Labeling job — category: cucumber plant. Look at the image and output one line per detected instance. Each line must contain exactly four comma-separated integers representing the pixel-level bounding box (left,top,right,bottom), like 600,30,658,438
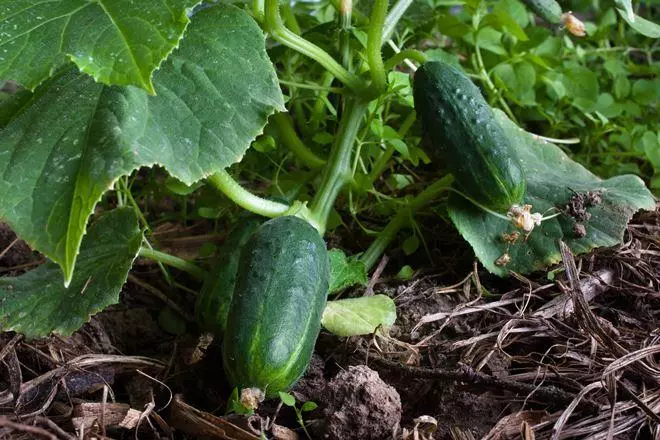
0,0,656,399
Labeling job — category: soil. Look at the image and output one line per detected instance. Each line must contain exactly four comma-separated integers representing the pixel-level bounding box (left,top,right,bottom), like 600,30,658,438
0,209,658,439
318,365,401,440
0,223,38,269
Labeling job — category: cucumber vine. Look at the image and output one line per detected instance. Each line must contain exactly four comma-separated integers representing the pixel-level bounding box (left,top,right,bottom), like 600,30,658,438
190,0,437,262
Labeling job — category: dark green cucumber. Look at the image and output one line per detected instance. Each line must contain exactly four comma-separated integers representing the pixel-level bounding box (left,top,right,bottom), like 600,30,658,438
222,216,330,396
522,0,563,24
195,218,261,335
413,61,526,211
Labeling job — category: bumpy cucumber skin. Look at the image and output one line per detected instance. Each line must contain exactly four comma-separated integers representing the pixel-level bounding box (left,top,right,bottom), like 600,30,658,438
222,216,330,397
413,61,526,211
195,218,261,335
522,0,563,24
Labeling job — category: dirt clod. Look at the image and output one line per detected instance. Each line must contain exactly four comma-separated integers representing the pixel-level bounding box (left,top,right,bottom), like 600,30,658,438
584,190,603,206
565,190,603,223
573,223,587,238
320,365,401,440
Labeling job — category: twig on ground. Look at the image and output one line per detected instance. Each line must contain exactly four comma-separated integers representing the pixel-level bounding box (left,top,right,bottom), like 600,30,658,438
368,355,600,412
35,416,77,440
0,417,57,439
365,255,389,296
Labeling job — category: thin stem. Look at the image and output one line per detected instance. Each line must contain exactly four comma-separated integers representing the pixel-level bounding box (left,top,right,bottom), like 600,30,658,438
447,187,510,221
368,111,416,184
116,179,175,285
207,170,291,218
141,238,174,286
118,179,150,233
273,113,326,169
397,110,416,137
473,45,517,122
339,0,352,70
252,0,265,23
264,0,365,92
383,49,427,70
367,0,389,93
280,2,301,35
278,79,343,93
293,98,308,138
360,175,454,271
386,40,418,72
382,0,413,44
309,72,336,133
138,247,206,280
310,99,368,232
368,144,395,184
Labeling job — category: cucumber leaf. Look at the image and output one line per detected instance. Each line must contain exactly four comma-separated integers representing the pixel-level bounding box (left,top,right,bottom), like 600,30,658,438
0,5,284,285
0,208,141,339
448,110,655,276
321,295,396,337
329,249,368,294
0,0,201,93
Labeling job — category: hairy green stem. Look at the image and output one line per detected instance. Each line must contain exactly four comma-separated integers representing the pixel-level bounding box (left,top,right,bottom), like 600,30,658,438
360,175,454,271
273,113,326,169
383,50,428,70
208,170,322,231
367,0,389,93
382,0,414,43
280,2,301,35
264,0,364,92
208,170,290,217
138,247,206,280
310,99,368,232
293,98,308,138
252,0,265,23
339,0,353,70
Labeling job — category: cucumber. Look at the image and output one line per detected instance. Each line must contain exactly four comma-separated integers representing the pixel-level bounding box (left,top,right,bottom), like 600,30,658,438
413,61,526,211
522,0,563,24
222,216,330,396
195,218,261,335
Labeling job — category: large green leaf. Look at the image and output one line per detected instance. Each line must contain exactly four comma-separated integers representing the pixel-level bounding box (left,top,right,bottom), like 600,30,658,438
0,208,141,339
448,110,655,276
321,295,396,337
0,4,285,285
0,0,201,93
